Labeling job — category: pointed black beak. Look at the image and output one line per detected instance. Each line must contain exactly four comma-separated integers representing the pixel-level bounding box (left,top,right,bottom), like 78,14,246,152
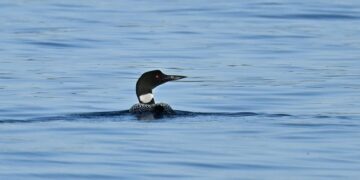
163,74,186,82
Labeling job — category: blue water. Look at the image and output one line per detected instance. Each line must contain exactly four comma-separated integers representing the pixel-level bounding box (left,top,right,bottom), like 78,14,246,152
1,0,360,179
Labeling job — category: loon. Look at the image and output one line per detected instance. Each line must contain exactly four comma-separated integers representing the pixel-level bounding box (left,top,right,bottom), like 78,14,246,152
129,70,186,119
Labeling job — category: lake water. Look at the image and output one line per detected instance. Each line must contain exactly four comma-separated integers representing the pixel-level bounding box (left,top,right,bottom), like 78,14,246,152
1,0,360,179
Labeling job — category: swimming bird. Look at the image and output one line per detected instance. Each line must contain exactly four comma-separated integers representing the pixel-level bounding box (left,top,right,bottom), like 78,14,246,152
129,70,186,119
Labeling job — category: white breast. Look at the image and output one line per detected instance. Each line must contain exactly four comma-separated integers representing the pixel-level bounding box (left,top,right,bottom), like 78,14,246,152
139,93,154,103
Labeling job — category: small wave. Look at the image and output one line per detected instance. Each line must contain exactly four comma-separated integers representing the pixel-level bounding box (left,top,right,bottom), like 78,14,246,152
26,41,87,48
0,110,285,124
257,13,359,20
1,110,357,124
72,110,293,119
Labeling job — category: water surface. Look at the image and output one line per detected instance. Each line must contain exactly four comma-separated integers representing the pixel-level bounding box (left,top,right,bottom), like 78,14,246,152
1,0,360,179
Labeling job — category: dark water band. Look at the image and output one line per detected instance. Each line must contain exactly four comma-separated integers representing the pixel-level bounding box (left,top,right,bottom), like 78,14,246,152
0,109,355,124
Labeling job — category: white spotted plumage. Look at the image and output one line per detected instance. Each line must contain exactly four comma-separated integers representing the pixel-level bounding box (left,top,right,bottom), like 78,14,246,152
129,102,175,114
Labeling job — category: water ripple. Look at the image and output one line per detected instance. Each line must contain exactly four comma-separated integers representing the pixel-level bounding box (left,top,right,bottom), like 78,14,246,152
25,41,88,48
258,13,360,20
0,110,357,124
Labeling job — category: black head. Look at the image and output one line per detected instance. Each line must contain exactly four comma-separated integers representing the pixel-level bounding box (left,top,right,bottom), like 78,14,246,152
136,70,186,104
